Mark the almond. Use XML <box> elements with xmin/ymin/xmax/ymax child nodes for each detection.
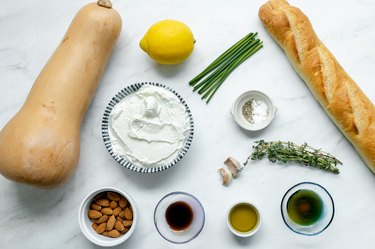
<box><xmin>118</xmin><ymin>210</ymin><xmax>126</xmax><ymax>219</ymax></box>
<box><xmin>116</xmin><ymin>217</ymin><xmax>124</xmax><ymax>223</ymax></box>
<box><xmin>95</xmin><ymin>199</ymin><xmax>110</xmax><ymax>207</ymax></box>
<box><xmin>95</xmin><ymin>223</ymin><xmax>107</xmax><ymax>234</ymax></box>
<box><xmin>90</xmin><ymin>203</ymin><xmax>102</xmax><ymax>211</ymax></box>
<box><xmin>101</xmin><ymin>207</ymin><xmax>113</xmax><ymax>215</ymax></box>
<box><xmin>109</xmin><ymin>200</ymin><xmax>118</xmax><ymax>209</ymax></box>
<box><xmin>113</xmin><ymin>207</ymin><xmax>122</xmax><ymax>216</ymax></box>
<box><xmin>124</xmin><ymin>207</ymin><xmax>133</xmax><ymax>220</ymax></box>
<box><xmin>119</xmin><ymin>196</ymin><xmax>128</xmax><ymax>208</ymax></box>
<box><xmin>114</xmin><ymin>220</ymin><xmax>125</xmax><ymax>232</ymax></box>
<box><xmin>92</xmin><ymin>223</ymin><xmax>98</xmax><ymax>230</ymax></box>
<box><xmin>107</xmin><ymin>229</ymin><xmax>121</xmax><ymax>238</ymax></box>
<box><xmin>88</xmin><ymin>210</ymin><xmax>102</xmax><ymax>219</ymax></box>
<box><xmin>94</xmin><ymin>215</ymin><xmax>109</xmax><ymax>224</ymax></box>
<box><xmin>94</xmin><ymin>192</ymin><xmax>107</xmax><ymax>201</ymax></box>
<box><xmin>121</xmin><ymin>227</ymin><xmax>130</xmax><ymax>234</ymax></box>
<box><xmin>107</xmin><ymin>192</ymin><xmax>120</xmax><ymax>201</ymax></box>
<box><xmin>106</xmin><ymin>215</ymin><xmax>116</xmax><ymax>230</ymax></box>
<box><xmin>123</xmin><ymin>220</ymin><xmax>133</xmax><ymax>228</ymax></box>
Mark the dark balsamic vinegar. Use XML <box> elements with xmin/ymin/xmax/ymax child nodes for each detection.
<box><xmin>165</xmin><ymin>201</ymin><xmax>194</xmax><ymax>231</ymax></box>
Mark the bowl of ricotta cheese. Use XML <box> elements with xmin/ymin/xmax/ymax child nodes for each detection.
<box><xmin>102</xmin><ymin>82</ymin><xmax>194</xmax><ymax>173</ymax></box>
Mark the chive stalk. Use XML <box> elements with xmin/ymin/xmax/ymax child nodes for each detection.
<box><xmin>205</xmin><ymin>42</ymin><xmax>263</xmax><ymax>103</ymax></box>
<box><xmin>189</xmin><ymin>32</ymin><xmax>257</xmax><ymax>86</ymax></box>
<box><xmin>196</xmin><ymin>37</ymin><xmax>260</xmax><ymax>94</ymax></box>
<box><xmin>203</xmin><ymin>39</ymin><xmax>262</xmax><ymax>98</ymax></box>
<box><xmin>189</xmin><ymin>32</ymin><xmax>263</xmax><ymax>103</ymax></box>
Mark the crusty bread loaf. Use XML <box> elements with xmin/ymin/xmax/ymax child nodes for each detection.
<box><xmin>259</xmin><ymin>0</ymin><xmax>375</xmax><ymax>172</ymax></box>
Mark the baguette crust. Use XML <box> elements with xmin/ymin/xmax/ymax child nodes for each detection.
<box><xmin>259</xmin><ymin>0</ymin><xmax>375</xmax><ymax>172</ymax></box>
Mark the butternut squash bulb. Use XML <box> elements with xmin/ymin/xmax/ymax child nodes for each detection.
<box><xmin>0</xmin><ymin>0</ymin><xmax>122</xmax><ymax>188</ymax></box>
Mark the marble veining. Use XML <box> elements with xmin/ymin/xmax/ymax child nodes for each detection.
<box><xmin>0</xmin><ymin>0</ymin><xmax>375</xmax><ymax>248</ymax></box>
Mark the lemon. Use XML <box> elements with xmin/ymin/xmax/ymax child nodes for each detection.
<box><xmin>140</xmin><ymin>20</ymin><xmax>195</xmax><ymax>65</ymax></box>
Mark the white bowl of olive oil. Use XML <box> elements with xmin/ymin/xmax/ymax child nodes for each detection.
<box><xmin>227</xmin><ymin>201</ymin><xmax>261</xmax><ymax>237</ymax></box>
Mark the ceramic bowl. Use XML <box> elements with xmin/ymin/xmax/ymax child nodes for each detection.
<box><xmin>280</xmin><ymin>182</ymin><xmax>335</xmax><ymax>236</ymax></box>
<box><xmin>78</xmin><ymin>187</ymin><xmax>137</xmax><ymax>247</ymax></box>
<box><xmin>154</xmin><ymin>192</ymin><xmax>205</xmax><ymax>244</ymax></box>
<box><xmin>231</xmin><ymin>90</ymin><xmax>276</xmax><ymax>131</ymax></box>
<box><xmin>227</xmin><ymin>201</ymin><xmax>261</xmax><ymax>238</ymax></box>
<box><xmin>102</xmin><ymin>82</ymin><xmax>194</xmax><ymax>173</ymax></box>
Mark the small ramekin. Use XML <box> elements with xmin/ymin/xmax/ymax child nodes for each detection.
<box><xmin>78</xmin><ymin>187</ymin><xmax>137</xmax><ymax>247</ymax></box>
<box><xmin>231</xmin><ymin>90</ymin><xmax>277</xmax><ymax>131</ymax></box>
<box><xmin>227</xmin><ymin>201</ymin><xmax>261</xmax><ymax>238</ymax></box>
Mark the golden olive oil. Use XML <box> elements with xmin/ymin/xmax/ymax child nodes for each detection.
<box><xmin>287</xmin><ymin>189</ymin><xmax>323</xmax><ymax>226</ymax></box>
<box><xmin>229</xmin><ymin>203</ymin><xmax>259</xmax><ymax>232</ymax></box>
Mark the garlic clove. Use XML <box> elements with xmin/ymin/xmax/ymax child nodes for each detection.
<box><xmin>218</xmin><ymin>167</ymin><xmax>233</xmax><ymax>186</ymax></box>
<box><xmin>224</xmin><ymin>157</ymin><xmax>242</xmax><ymax>177</ymax></box>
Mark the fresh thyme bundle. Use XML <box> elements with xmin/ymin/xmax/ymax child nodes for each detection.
<box><xmin>246</xmin><ymin>140</ymin><xmax>342</xmax><ymax>174</ymax></box>
<box><xmin>219</xmin><ymin>140</ymin><xmax>342</xmax><ymax>186</ymax></box>
<box><xmin>189</xmin><ymin>32</ymin><xmax>263</xmax><ymax>103</ymax></box>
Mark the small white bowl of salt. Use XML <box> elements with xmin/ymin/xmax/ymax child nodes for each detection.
<box><xmin>231</xmin><ymin>90</ymin><xmax>277</xmax><ymax>131</ymax></box>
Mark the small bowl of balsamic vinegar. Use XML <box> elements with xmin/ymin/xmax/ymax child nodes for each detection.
<box><xmin>281</xmin><ymin>182</ymin><xmax>335</xmax><ymax>236</ymax></box>
<box><xmin>154</xmin><ymin>192</ymin><xmax>205</xmax><ymax>244</ymax></box>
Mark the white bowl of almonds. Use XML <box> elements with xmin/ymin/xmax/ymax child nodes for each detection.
<box><xmin>78</xmin><ymin>187</ymin><xmax>137</xmax><ymax>247</ymax></box>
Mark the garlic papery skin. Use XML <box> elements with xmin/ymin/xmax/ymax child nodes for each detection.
<box><xmin>224</xmin><ymin>157</ymin><xmax>242</xmax><ymax>177</ymax></box>
<box><xmin>218</xmin><ymin>167</ymin><xmax>233</xmax><ymax>186</ymax></box>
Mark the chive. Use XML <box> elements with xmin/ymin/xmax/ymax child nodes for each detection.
<box><xmin>202</xmin><ymin>74</ymin><xmax>226</xmax><ymax>101</ymax></box>
<box><xmin>197</xmin><ymin>38</ymin><xmax>261</xmax><ymax>94</ymax></box>
<box><xmin>201</xmin><ymin>69</ymin><xmax>228</xmax><ymax>100</ymax></box>
<box><xmin>189</xmin><ymin>32</ymin><xmax>263</xmax><ymax>103</ymax></box>
<box><xmin>189</xmin><ymin>32</ymin><xmax>256</xmax><ymax>86</ymax></box>
<box><xmin>193</xmin><ymin>67</ymin><xmax>223</xmax><ymax>92</ymax></box>
<box><xmin>206</xmin><ymin>42</ymin><xmax>263</xmax><ymax>103</ymax></box>
<box><xmin>203</xmin><ymin>40</ymin><xmax>263</xmax><ymax>103</ymax></box>
<box><xmin>199</xmin><ymin>39</ymin><xmax>261</xmax><ymax>95</ymax></box>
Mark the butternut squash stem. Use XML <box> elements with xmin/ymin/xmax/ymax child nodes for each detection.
<box><xmin>97</xmin><ymin>0</ymin><xmax>112</xmax><ymax>8</ymax></box>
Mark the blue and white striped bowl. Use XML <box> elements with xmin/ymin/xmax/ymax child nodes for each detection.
<box><xmin>101</xmin><ymin>82</ymin><xmax>194</xmax><ymax>173</ymax></box>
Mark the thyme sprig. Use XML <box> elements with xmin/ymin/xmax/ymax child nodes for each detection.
<box><xmin>245</xmin><ymin>140</ymin><xmax>342</xmax><ymax>174</ymax></box>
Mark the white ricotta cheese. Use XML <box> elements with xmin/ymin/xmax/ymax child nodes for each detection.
<box><xmin>108</xmin><ymin>85</ymin><xmax>189</xmax><ymax>167</ymax></box>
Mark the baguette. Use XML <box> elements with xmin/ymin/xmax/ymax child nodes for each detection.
<box><xmin>259</xmin><ymin>0</ymin><xmax>375</xmax><ymax>172</ymax></box>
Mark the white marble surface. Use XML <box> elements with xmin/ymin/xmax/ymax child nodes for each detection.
<box><xmin>1</xmin><ymin>0</ymin><xmax>375</xmax><ymax>248</ymax></box>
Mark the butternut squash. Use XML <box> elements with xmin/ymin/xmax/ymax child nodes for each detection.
<box><xmin>0</xmin><ymin>0</ymin><xmax>122</xmax><ymax>188</ymax></box>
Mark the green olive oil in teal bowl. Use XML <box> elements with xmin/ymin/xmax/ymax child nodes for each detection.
<box><xmin>281</xmin><ymin>182</ymin><xmax>335</xmax><ymax>236</ymax></box>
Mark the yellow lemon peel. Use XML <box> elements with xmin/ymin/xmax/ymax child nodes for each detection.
<box><xmin>140</xmin><ymin>20</ymin><xmax>195</xmax><ymax>65</ymax></box>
